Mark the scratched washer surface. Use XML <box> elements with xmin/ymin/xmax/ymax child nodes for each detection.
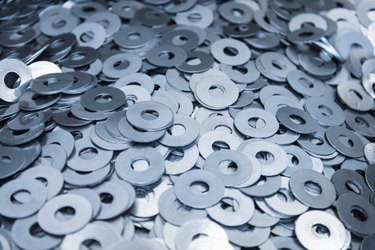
<box><xmin>0</xmin><ymin>1</ymin><xmax>375</xmax><ymax>250</ymax></box>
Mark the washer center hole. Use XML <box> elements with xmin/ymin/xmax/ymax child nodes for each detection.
<box><xmin>338</xmin><ymin>135</ymin><xmax>355</xmax><ymax>148</ymax></box>
<box><xmin>21</xmin><ymin>112</ymin><xmax>40</xmax><ymax>121</ymax></box>
<box><xmin>140</xmin><ymin>109</ymin><xmax>159</xmax><ymax>121</ymax></box>
<box><xmin>55</xmin><ymin>206</ymin><xmax>76</xmax><ymax>221</ymax></box>
<box><xmin>212</xmin><ymin>141</ymin><xmax>230</xmax><ymax>151</ymax></box>
<box><xmin>248</xmin><ymin>117</ymin><xmax>266</xmax><ymax>129</ymax></box>
<box><xmin>95</xmin><ymin>93</ymin><xmax>113</xmax><ymax>103</ymax></box>
<box><xmin>209</xmin><ymin>84</ymin><xmax>226</xmax><ymax>96</ymax></box>
<box><xmin>310</xmin><ymin>135</ymin><xmax>324</xmax><ymax>146</ymax></box>
<box><xmin>135</xmin><ymin>187</ymin><xmax>154</xmax><ymax>202</ymax></box>
<box><xmin>29</xmin><ymin>223</ymin><xmax>46</xmax><ymax>238</ymax></box>
<box><xmin>367</xmin><ymin>8</ymin><xmax>375</xmax><ymax>20</ymax></box>
<box><xmin>100</xmin><ymin>192</ymin><xmax>114</xmax><ymax>204</ymax></box>
<box><xmin>71</xmin><ymin>52</ymin><xmax>86</xmax><ymax>61</ymax></box>
<box><xmin>231</xmin><ymin>8</ymin><xmax>245</xmax><ymax>17</ymax></box>
<box><xmin>79</xmin><ymin>147</ymin><xmax>98</xmax><ymax>160</ymax></box>
<box><xmin>131</xmin><ymin>157</ymin><xmax>150</xmax><ymax>172</ymax></box>
<box><xmin>304</xmin><ymin>181</ymin><xmax>322</xmax><ymax>196</ymax></box>
<box><xmin>159</xmin><ymin>51</ymin><xmax>175</xmax><ymax>60</ymax></box>
<box><xmin>51</xmin><ymin>39</ymin><xmax>64</xmax><ymax>49</ymax></box>
<box><xmin>351</xmin><ymin>206</ymin><xmax>368</xmax><ymax>221</ymax></box>
<box><xmin>233</xmin><ymin>65</ymin><xmax>248</xmax><ymax>75</ymax></box>
<box><xmin>345</xmin><ymin>180</ymin><xmax>362</xmax><ymax>195</ymax></box>
<box><xmin>312</xmin><ymin>223</ymin><xmax>331</xmax><ymax>239</ymax></box>
<box><xmin>348</xmin><ymin>89</ymin><xmax>363</xmax><ymax>101</ymax></box>
<box><xmin>167</xmin><ymin>124</ymin><xmax>186</xmax><ymax>136</ymax></box>
<box><xmin>317</xmin><ymin>104</ymin><xmax>333</xmax><ymax>117</ymax></box>
<box><xmin>220</xmin><ymin>197</ymin><xmax>240</xmax><ymax>212</ymax></box>
<box><xmin>289</xmin><ymin>154</ymin><xmax>299</xmax><ymax>167</ymax></box>
<box><xmin>52</xmin><ymin>19</ymin><xmax>67</xmax><ymax>29</ymax></box>
<box><xmin>11</xmin><ymin>189</ymin><xmax>31</xmax><ymax>204</ymax></box>
<box><xmin>271</xmin><ymin>59</ymin><xmax>287</xmax><ymax>70</ymax></box>
<box><xmin>176</xmin><ymin>203</ymin><xmax>193</xmax><ymax>213</ymax></box>
<box><xmin>255</xmin><ymin>151</ymin><xmax>275</xmax><ymax>164</ymax></box>
<box><xmin>187</xmin><ymin>13</ymin><xmax>202</xmax><ymax>23</ymax></box>
<box><xmin>299</xmin><ymin>77</ymin><xmax>315</xmax><ymax>89</ymax></box>
<box><xmin>223</xmin><ymin>46</ymin><xmax>239</xmax><ymax>57</ymax></box>
<box><xmin>166</xmin><ymin>149</ymin><xmax>184</xmax><ymax>162</ymax></box>
<box><xmin>172</xmin><ymin>35</ymin><xmax>188</xmax><ymax>46</ymax></box>
<box><xmin>97</xmin><ymin>19</ymin><xmax>110</xmax><ymax>29</ymax></box>
<box><xmin>355</xmin><ymin>116</ymin><xmax>370</xmax><ymax>128</ymax></box>
<box><xmin>82</xmin><ymin>239</ymin><xmax>102</xmax><ymax>250</ymax></box>
<box><xmin>186</xmin><ymin>57</ymin><xmax>202</xmax><ymax>65</ymax></box>
<box><xmin>80</xmin><ymin>31</ymin><xmax>95</xmax><ymax>43</ymax></box>
<box><xmin>276</xmin><ymin>189</ymin><xmax>295</xmax><ymax>202</ymax></box>
<box><xmin>82</xmin><ymin>6</ymin><xmax>96</xmax><ymax>13</ymax></box>
<box><xmin>42</xmin><ymin>77</ymin><xmax>59</xmax><ymax>86</ymax></box>
<box><xmin>4</xmin><ymin>72</ymin><xmax>21</xmax><ymax>89</ymax></box>
<box><xmin>113</xmin><ymin>59</ymin><xmax>130</xmax><ymax>70</ymax></box>
<box><xmin>214</xmin><ymin>124</ymin><xmax>233</xmax><ymax>134</ymax></box>
<box><xmin>289</xmin><ymin>114</ymin><xmax>306</xmax><ymax>125</ymax></box>
<box><xmin>2</xmin><ymin>155</ymin><xmax>11</xmax><ymax>163</ymax></box>
<box><xmin>190</xmin><ymin>181</ymin><xmax>209</xmax><ymax>195</ymax></box>
<box><xmin>128</xmin><ymin>32</ymin><xmax>141</xmax><ymax>40</ymax></box>
<box><xmin>218</xmin><ymin>160</ymin><xmax>238</xmax><ymax>174</ymax></box>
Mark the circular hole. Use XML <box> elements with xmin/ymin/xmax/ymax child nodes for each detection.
<box><xmin>52</xmin><ymin>19</ymin><xmax>67</xmax><ymax>29</ymax></box>
<box><xmin>4</xmin><ymin>72</ymin><xmax>21</xmax><ymax>89</ymax></box>
<box><xmin>29</xmin><ymin>223</ymin><xmax>46</xmax><ymax>238</ymax></box>
<box><xmin>233</xmin><ymin>65</ymin><xmax>248</xmax><ymax>74</ymax></box>
<box><xmin>187</xmin><ymin>12</ymin><xmax>202</xmax><ymax>23</ymax></box>
<box><xmin>317</xmin><ymin>104</ymin><xmax>333</xmax><ymax>117</ymax></box>
<box><xmin>167</xmin><ymin>124</ymin><xmax>186</xmax><ymax>136</ymax></box>
<box><xmin>248</xmin><ymin>117</ymin><xmax>266</xmax><ymax>129</ymax></box>
<box><xmin>50</xmin><ymin>39</ymin><xmax>64</xmax><ymax>49</ymax></box>
<box><xmin>289</xmin><ymin>114</ymin><xmax>306</xmax><ymax>125</ymax></box>
<box><xmin>192</xmin><ymin>233</ymin><xmax>209</xmax><ymax>241</ymax></box>
<box><xmin>299</xmin><ymin>31</ymin><xmax>314</xmax><ymax>38</ymax></box>
<box><xmin>71</xmin><ymin>52</ymin><xmax>86</xmax><ymax>61</ymax></box>
<box><xmin>218</xmin><ymin>160</ymin><xmax>238</xmax><ymax>175</ymax></box>
<box><xmin>176</xmin><ymin>203</ymin><xmax>193</xmax><ymax>213</ymax></box>
<box><xmin>11</xmin><ymin>129</ymin><xmax>28</xmax><ymax>136</ymax></box>
<box><xmin>354</xmin><ymin>116</ymin><xmax>370</xmax><ymax>128</ymax></box>
<box><xmin>113</xmin><ymin>60</ymin><xmax>130</xmax><ymax>70</ymax></box>
<box><xmin>348</xmin><ymin>89</ymin><xmax>363</xmax><ymax>100</ymax></box>
<box><xmin>351</xmin><ymin>206</ymin><xmax>368</xmax><ymax>222</ymax></box>
<box><xmin>299</xmin><ymin>77</ymin><xmax>315</xmax><ymax>89</ymax></box>
<box><xmin>36</xmin><ymin>177</ymin><xmax>48</xmax><ymax>186</ymax></box>
<box><xmin>128</xmin><ymin>32</ymin><xmax>141</xmax><ymax>40</ymax></box>
<box><xmin>271</xmin><ymin>60</ymin><xmax>287</xmax><ymax>70</ymax></box>
<box><xmin>214</xmin><ymin>124</ymin><xmax>232</xmax><ymax>134</ymax></box>
<box><xmin>79</xmin><ymin>31</ymin><xmax>95</xmax><ymax>43</ymax></box>
<box><xmin>21</xmin><ymin>112</ymin><xmax>39</xmax><ymax>121</ymax></box>
<box><xmin>141</xmin><ymin>109</ymin><xmax>159</xmax><ymax>120</ymax></box>
<box><xmin>220</xmin><ymin>197</ymin><xmax>240</xmax><ymax>212</ymax></box>
<box><xmin>190</xmin><ymin>181</ymin><xmax>209</xmax><ymax>195</ymax></box>
<box><xmin>312</xmin><ymin>223</ymin><xmax>331</xmax><ymax>239</ymax></box>
<box><xmin>166</xmin><ymin>149</ymin><xmax>184</xmax><ymax>162</ymax></box>
<box><xmin>82</xmin><ymin>239</ymin><xmax>102</xmax><ymax>250</ymax></box>
<box><xmin>338</xmin><ymin>135</ymin><xmax>355</xmax><ymax>148</ymax></box>
<box><xmin>276</xmin><ymin>190</ymin><xmax>289</xmax><ymax>202</ymax></box>
<box><xmin>310</xmin><ymin>136</ymin><xmax>324</xmax><ymax>146</ymax></box>
<box><xmin>212</xmin><ymin>141</ymin><xmax>230</xmax><ymax>151</ymax></box>
<box><xmin>100</xmin><ymin>192</ymin><xmax>113</xmax><ymax>204</ymax></box>
<box><xmin>231</xmin><ymin>8</ymin><xmax>245</xmax><ymax>17</ymax></box>
<box><xmin>172</xmin><ymin>35</ymin><xmax>188</xmax><ymax>46</ymax></box>
<box><xmin>255</xmin><ymin>151</ymin><xmax>275</xmax><ymax>164</ymax></box>
<box><xmin>97</xmin><ymin>19</ymin><xmax>110</xmax><ymax>29</ymax></box>
<box><xmin>82</xmin><ymin>6</ymin><xmax>96</xmax><ymax>13</ymax></box>
<box><xmin>42</xmin><ymin>77</ymin><xmax>59</xmax><ymax>86</ymax></box>
<box><xmin>223</xmin><ymin>46</ymin><xmax>239</xmax><ymax>56</ymax></box>
<box><xmin>55</xmin><ymin>206</ymin><xmax>76</xmax><ymax>221</ymax></box>
<box><xmin>2</xmin><ymin>155</ymin><xmax>11</xmax><ymax>163</ymax></box>
<box><xmin>186</xmin><ymin>57</ymin><xmax>202</xmax><ymax>66</ymax></box>
<box><xmin>208</xmin><ymin>84</ymin><xmax>226</xmax><ymax>96</ymax></box>
<box><xmin>135</xmin><ymin>187</ymin><xmax>153</xmax><ymax>202</ymax></box>
<box><xmin>345</xmin><ymin>180</ymin><xmax>362</xmax><ymax>195</ymax></box>
<box><xmin>304</xmin><ymin>181</ymin><xmax>322</xmax><ymax>196</ymax></box>
<box><xmin>289</xmin><ymin>155</ymin><xmax>299</xmax><ymax>166</ymax></box>
<box><xmin>78</xmin><ymin>147</ymin><xmax>98</xmax><ymax>160</ymax></box>
<box><xmin>131</xmin><ymin>157</ymin><xmax>150</xmax><ymax>172</ymax></box>
<box><xmin>158</xmin><ymin>51</ymin><xmax>175</xmax><ymax>60</ymax></box>
<box><xmin>94</xmin><ymin>93</ymin><xmax>113</xmax><ymax>103</ymax></box>
<box><xmin>11</xmin><ymin>190</ymin><xmax>31</xmax><ymax>204</ymax></box>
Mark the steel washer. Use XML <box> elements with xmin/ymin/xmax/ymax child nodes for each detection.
<box><xmin>210</xmin><ymin>38</ymin><xmax>251</xmax><ymax>66</ymax></box>
<box><xmin>325</xmin><ymin>126</ymin><xmax>365</xmax><ymax>158</ymax></box>
<box><xmin>37</xmin><ymin>194</ymin><xmax>92</xmax><ymax>236</ymax></box>
<box><xmin>174</xmin><ymin>169</ymin><xmax>225</xmax><ymax>209</ymax></box>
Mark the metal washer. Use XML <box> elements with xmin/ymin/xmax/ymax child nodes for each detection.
<box><xmin>210</xmin><ymin>38</ymin><xmax>251</xmax><ymax>66</ymax></box>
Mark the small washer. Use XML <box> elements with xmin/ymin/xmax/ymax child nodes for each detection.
<box><xmin>331</xmin><ymin>169</ymin><xmax>371</xmax><ymax>200</ymax></box>
<box><xmin>325</xmin><ymin>126</ymin><xmax>365</xmax><ymax>158</ymax></box>
<box><xmin>80</xmin><ymin>86</ymin><xmax>125</xmax><ymax>112</ymax></box>
<box><xmin>0</xmin><ymin>178</ymin><xmax>47</xmax><ymax>219</ymax></box>
<box><xmin>289</xmin><ymin>169</ymin><xmax>336</xmax><ymax>209</ymax></box>
<box><xmin>304</xmin><ymin>96</ymin><xmax>346</xmax><ymax>126</ymax></box>
<box><xmin>31</xmin><ymin>72</ymin><xmax>74</xmax><ymax>95</ymax></box>
<box><xmin>102</xmin><ymin>53</ymin><xmax>142</xmax><ymax>79</ymax></box>
<box><xmin>210</xmin><ymin>38</ymin><xmax>251</xmax><ymax>66</ymax></box>
<box><xmin>174</xmin><ymin>169</ymin><xmax>225</xmax><ymax>209</ymax></box>
<box><xmin>295</xmin><ymin>210</ymin><xmax>346</xmax><ymax>250</ymax></box>
<box><xmin>126</xmin><ymin>101</ymin><xmax>174</xmax><ymax>132</ymax></box>
<box><xmin>37</xmin><ymin>194</ymin><xmax>92</xmax><ymax>236</ymax></box>
<box><xmin>115</xmin><ymin>147</ymin><xmax>165</xmax><ymax>186</ymax></box>
<box><xmin>72</xmin><ymin>22</ymin><xmax>106</xmax><ymax>49</ymax></box>
<box><xmin>146</xmin><ymin>45</ymin><xmax>187</xmax><ymax>68</ymax></box>
<box><xmin>277</xmin><ymin>106</ymin><xmax>318</xmax><ymax>134</ymax></box>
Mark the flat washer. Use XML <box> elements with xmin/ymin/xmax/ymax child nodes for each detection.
<box><xmin>331</xmin><ymin>169</ymin><xmax>371</xmax><ymax>200</ymax></box>
<box><xmin>277</xmin><ymin>106</ymin><xmax>318</xmax><ymax>134</ymax></box>
<box><xmin>336</xmin><ymin>193</ymin><xmax>375</xmax><ymax>237</ymax></box>
<box><xmin>295</xmin><ymin>210</ymin><xmax>346</xmax><ymax>250</ymax></box>
<box><xmin>289</xmin><ymin>169</ymin><xmax>336</xmax><ymax>209</ymax></box>
<box><xmin>102</xmin><ymin>53</ymin><xmax>142</xmax><ymax>79</ymax></box>
<box><xmin>210</xmin><ymin>38</ymin><xmax>251</xmax><ymax>66</ymax></box>
<box><xmin>80</xmin><ymin>86</ymin><xmax>125</xmax><ymax>112</ymax></box>
<box><xmin>37</xmin><ymin>194</ymin><xmax>92</xmax><ymax>236</ymax></box>
<box><xmin>0</xmin><ymin>178</ymin><xmax>47</xmax><ymax>219</ymax></box>
<box><xmin>31</xmin><ymin>72</ymin><xmax>74</xmax><ymax>95</ymax></box>
<box><xmin>304</xmin><ymin>96</ymin><xmax>346</xmax><ymax>126</ymax></box>
<box><xmin>325</xmin><ymin>126</ymin><xmax>364</xmax><ymax>158</ymax></box>
<box><xmin>115</xmin><ymin>147</ymin><xmax>165</xmax><ymax>186</ymax></box>
<box><xmin>174</xmin><ymin>169</ymin><xmax>225</xmax><ymax>209</ymax></box>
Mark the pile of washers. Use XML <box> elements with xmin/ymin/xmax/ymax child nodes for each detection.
<box><xmin>1</xmin><ymin>0</ymin><xmax>375</xmax><ymax>249</ymax></box>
